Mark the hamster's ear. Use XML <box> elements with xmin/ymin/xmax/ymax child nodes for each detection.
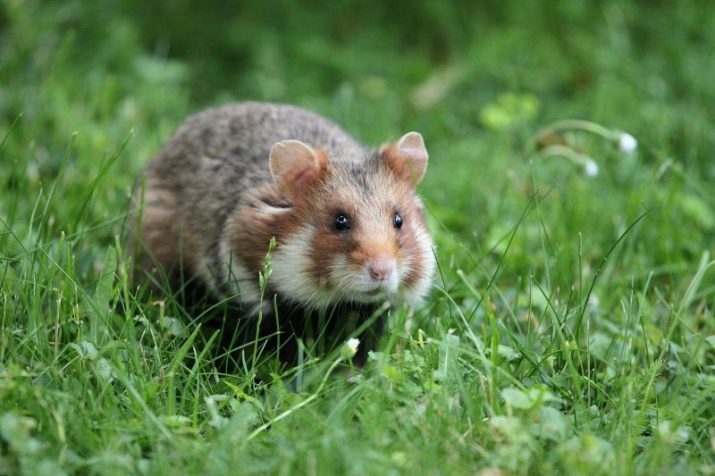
<box><xmin>269</xmin><ymin>140</ymin><xmax>326</xmax><ymax>200</ymax></box>
<box><xmin>380</xmin><ymin>132</ymin><xmax>429</xmax><ymax>185</ymax></box>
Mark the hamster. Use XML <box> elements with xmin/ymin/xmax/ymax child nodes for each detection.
<box><xmin>129</xmin><ymin>102</ymin><xmax>435</xmax><ymax>365</ymax></box>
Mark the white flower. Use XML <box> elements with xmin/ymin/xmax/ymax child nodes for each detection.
<box><xmin>618</xmin><ymin>132</ymin><xmax>638</xmax><ymax>153</ymax></box>
<box><xmin>342</xmin><ymin>338</ymin><xmax>360</xmax><ymax>359</ymax></box>
<box><xmin>583</xmin><ymin>159</ymin><xmax>599</xmax><ymax>177</ymax></box>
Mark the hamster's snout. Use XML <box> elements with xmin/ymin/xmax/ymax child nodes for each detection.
<box><xmin>366</xmin><ymin>252</ymin><xmax>397</xmax><ymax>283</ymax></box>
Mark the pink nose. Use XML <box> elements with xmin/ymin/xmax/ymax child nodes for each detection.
<box><xmin>367</xmin><ymin>254</ymin><xmax>396</xmax><ymax>282</ymax></box>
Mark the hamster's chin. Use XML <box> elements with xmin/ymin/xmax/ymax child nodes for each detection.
<box><xmin>348</xmin><ymin>287</ymin><xmax>399</xmax><ymax>304</ymax></box>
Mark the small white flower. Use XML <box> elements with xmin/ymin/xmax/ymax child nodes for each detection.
<box><xmin>342</xmin><ymin>338</ymin><xmax>360</xmax><ymax>359</ymax></box>
<box><xmin>618</xmin><ymin>132</ymin><xmax>638</xmax><ymax>153</ymax></box>
<box><xmin>583</xmin><ymin>159</ymin><xmax>599</xmax><ymax>177</ymax></box>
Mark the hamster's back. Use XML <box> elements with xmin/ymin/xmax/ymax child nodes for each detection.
<box><xmin>149</xmin><ymin>102</ymin><xmax>367</xmax><ymax>189</ymax></box>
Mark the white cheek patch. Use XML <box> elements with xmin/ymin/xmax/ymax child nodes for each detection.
<box><xmin>330</xmin><ymin>256</ymin><xmax>379</xmax><ymax>295</ymax></box>
<box><xmin>218</xmin><ymin>239</ymin><xmax>262</xmax><ymax>307</ymax></box>
<box><xmin>328</xmin><ymin>256</ymin><xmax>362</xmax><ymax>301</ymax></box>
<box><xmin>270</xmin><ymin>225</ymin><xmax>327</xmax><ymax>309</ymax></box>
<box><xmin>399</xmin><ymin>220</ymin><xmax>436</xmax><ymax>306</ymax></box>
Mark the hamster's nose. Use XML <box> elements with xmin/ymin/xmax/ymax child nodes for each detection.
<box><xmin>367</xmin><ymin>254</ymin><xmax>397</xmax><ymax>282</ymax></box>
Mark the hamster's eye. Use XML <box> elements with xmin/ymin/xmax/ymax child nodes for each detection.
<box><xmin>334</xmin><ymin>214</ymin><xmax>351</xmax><ymax>231</ymax></box>
<box><xmin>393</xmin><ymin>212</ymin><xmax>403</xmax><ymax>229</ymax></box>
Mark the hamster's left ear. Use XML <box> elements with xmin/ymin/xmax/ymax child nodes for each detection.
<box><xmin>380</xmin><ymin>132</ymin><xmax>429</xmax><ymax>185</ymax></box>
<box><xmin>269</xmin><ymin>140</ymin><xmax>327</xmax><ymax>201</ymax></box>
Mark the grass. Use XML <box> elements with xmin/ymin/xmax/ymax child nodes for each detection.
<box><xmin>1</xmin><ymin>1</ymin><xmax>714</xmax><ymax>474</ymax></box>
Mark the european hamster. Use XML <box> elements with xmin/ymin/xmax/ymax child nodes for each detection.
<box><xmin>129</xmin><ymin>102</ymin><xmax>435</xmax><ymax>364</ymax></box>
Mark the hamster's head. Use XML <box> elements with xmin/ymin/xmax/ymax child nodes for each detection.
<box><xmin>266</xmin><ymin>132</ymin><xmax>435</xmax><ymax>309</ymax></box>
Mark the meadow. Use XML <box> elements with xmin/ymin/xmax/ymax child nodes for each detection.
<box><xmin>1</xmin><ymin>1</ymin><xmax>714</xmax><ymax>474</ymax></box>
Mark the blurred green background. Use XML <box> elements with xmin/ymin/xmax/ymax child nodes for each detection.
<box><xmin>3</xmin><ymin>0</ymin><xmax>713</xmax><ymax>261</ymax></box>
<box><xmin>1</xmin><ymin>1</ymin><xmax>714</xmax><ymax>474</ymax></box>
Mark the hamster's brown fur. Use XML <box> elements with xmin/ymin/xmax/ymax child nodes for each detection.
<box><xmin>129</xmin><ymin>102</ymin><xmax>435</xmax><ymax>364</ymax></box>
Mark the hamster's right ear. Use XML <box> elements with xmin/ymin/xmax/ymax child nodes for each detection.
<box><xmin>269</xmin><ymin>140</ymin><xmax>327</xmax><ymax>201</ymax></box>
<box><xmin>380</xmin><ymin>132</ymin><xmax>429</xmax><ymax>186</ymax></box>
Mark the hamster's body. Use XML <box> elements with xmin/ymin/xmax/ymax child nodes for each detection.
<box><xmin>130</xmin><ymin>102</ymin><xmax>434</xmax><ymax>363</ymax></box>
